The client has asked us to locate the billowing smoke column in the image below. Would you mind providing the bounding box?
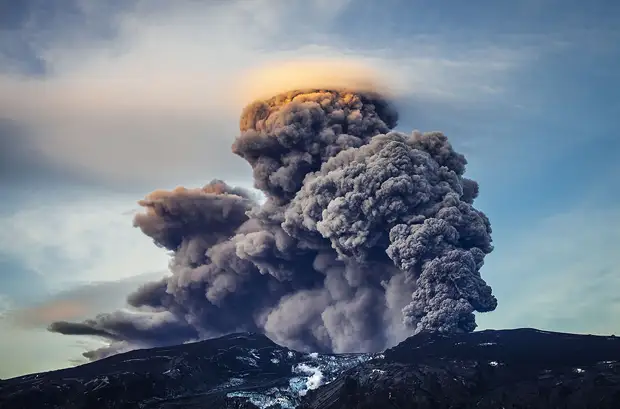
[50,89,496,359]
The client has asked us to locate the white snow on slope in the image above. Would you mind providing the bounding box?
[226,351,375,408]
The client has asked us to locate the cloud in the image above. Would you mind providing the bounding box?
[11,300,86,327]
[0,272,165,379]
[4,272,164,328]
[0,194,171,291]
[0,295,12,319]
[477,202,620,336]
[236,58,395,103]
[0,0,532,189]
[0,118,98,186]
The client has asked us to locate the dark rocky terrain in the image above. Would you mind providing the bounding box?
[1,328,619,409]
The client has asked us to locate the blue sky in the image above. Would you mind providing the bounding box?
[0,0,618,378]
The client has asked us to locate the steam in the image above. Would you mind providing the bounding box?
[50,89,496,359]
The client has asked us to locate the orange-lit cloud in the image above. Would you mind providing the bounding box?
[236,58,398,104]
[0,0,523,189]
[11,300,87,327]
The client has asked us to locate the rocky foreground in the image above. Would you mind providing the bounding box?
[1,328,619,408]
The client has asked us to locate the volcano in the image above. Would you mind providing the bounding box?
[2,328,619,409]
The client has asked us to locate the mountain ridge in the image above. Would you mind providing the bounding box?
[1,328,619,408]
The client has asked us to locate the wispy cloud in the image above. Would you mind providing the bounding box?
[0,273,162,379]
[10,300,87,327]
[4,272,165,328]
[0,295,12,319]
[0,0,534,189]
[478,202,620,335]
[0,195,170,291]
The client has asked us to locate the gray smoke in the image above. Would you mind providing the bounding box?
[49,89,496,359]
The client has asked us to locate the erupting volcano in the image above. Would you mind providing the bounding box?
[50,88,496,360]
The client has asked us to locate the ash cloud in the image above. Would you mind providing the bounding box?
[50,89,496,359]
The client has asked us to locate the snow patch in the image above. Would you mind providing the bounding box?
[479,342,496,346]
[223,377,245,388]
[488,361,499,367]
[288,376,307,395]
[121,355,170,363]
[293,363,324,396]
[227,391,296,409]
[271,358,280,364]
[84,376,109,391]
[574,368,585,374]
[227,351,374,408]
[162,368,181,378]
[236,356,258,367]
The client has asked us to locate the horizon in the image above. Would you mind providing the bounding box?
[1,0,619,379]
[4,326,615,380]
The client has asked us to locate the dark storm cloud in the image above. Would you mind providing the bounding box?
[50,89,496,359]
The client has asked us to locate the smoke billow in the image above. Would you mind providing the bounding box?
[50,89,496,359]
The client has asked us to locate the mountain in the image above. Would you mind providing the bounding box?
[1,329,619,408]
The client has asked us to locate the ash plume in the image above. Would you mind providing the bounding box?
[50,89,496,359]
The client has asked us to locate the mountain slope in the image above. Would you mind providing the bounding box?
[1,329,619,409]
[302,328,620,409]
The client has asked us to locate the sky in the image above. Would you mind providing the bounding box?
[0,0,619,379]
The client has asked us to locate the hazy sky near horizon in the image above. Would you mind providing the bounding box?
[1,0,619,378]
